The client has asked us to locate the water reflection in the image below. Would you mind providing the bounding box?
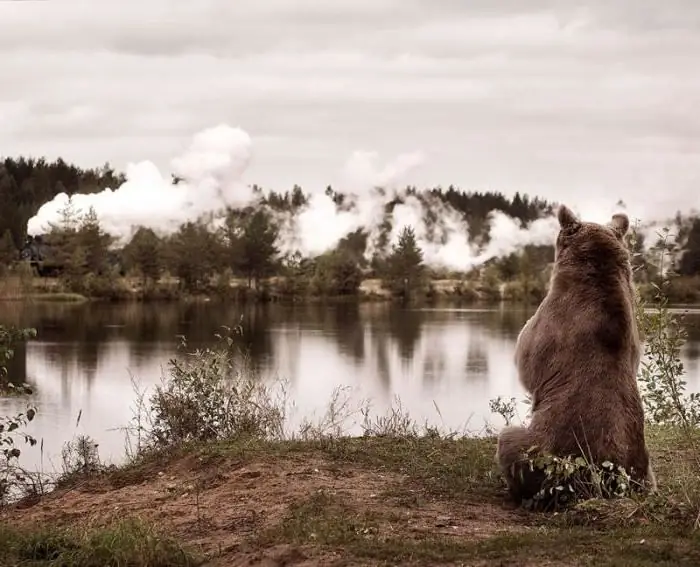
[0,301,698,472]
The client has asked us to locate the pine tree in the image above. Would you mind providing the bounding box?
[124,227,163,285]
[235,209,279,289]
[385,226,425,299]
[0,229,17,274]
[77,206,113,275]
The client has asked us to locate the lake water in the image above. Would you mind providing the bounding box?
[2,300,700,474]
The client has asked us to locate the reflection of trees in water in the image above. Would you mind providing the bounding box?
[683,314,700,342]
[388,309,423,361]
[330,304,365,365]
[9,300,700,415]
[373,332,392,394]
[4,341,27,387]
[684,340,700,381]
[465,341,489,383]
[487,306,533,338]
[422,351,447,386]
[233,304,275,371]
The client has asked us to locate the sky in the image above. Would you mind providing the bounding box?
[2,0,700,222]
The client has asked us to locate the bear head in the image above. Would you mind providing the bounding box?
[554,205,632,274]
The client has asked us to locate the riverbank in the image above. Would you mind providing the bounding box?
[0,275,502,304]
[1,426,698,566]
[3,274,700,305]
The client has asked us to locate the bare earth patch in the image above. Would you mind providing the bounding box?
[3,431,699,566]
[3,446,524,566]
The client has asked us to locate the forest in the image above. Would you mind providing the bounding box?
[1,155,700,303]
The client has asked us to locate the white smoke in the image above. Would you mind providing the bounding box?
[27,124,253,241]
[26,123,571,272]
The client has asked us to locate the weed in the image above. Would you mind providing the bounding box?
[0,518,202,566]
[134,325,287,451]
[0,324,39,506]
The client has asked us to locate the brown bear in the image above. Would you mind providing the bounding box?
[496,204,656,504]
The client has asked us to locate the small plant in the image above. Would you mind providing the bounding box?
[635,228,700,430]
[489,396,518,427]
[360,396,419,438]
[141,325,287,450]
[519,450,634,512]
[0,324,38,505]
[61,435,102,479]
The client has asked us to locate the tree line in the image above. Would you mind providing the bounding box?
[2,155,700,303]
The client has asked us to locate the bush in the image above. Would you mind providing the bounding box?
[0,325,39,505]
[132,325,286,452]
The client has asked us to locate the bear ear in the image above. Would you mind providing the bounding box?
[557,205,580,230]
[610,213,630,239]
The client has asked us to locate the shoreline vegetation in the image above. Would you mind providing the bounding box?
[3,273,700,306]
[2,157,700,311]
[2,252,700,565]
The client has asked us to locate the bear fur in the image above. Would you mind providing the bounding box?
[496,204,656,503]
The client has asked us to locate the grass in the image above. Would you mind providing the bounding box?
[263,490,700,566]
[0,518,202,566]
[22,423,685,565]
[1,412,698,566]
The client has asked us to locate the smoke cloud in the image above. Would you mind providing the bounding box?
[28,124,254,240]
[26,123,650,272]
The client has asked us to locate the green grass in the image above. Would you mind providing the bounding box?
[9,425,700,566]
[255,490,700,566]
[0,518,202,566]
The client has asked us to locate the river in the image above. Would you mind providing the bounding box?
[1,300,700,474]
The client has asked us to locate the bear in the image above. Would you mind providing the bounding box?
[496,204,656,505]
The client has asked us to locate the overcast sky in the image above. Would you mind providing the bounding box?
[1,0,699,219]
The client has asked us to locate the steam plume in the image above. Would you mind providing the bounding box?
[26,123,644,272]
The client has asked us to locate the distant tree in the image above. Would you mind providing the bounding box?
[279,250,313,296]
[77,206,114,275]
[166,221,219,292]
[0,229,17,276]
[43,197,87,286]
[679,218,700,277]
[384,226,425,299]
[123,226,163,285]
[291,185,308,209]
[311,250,364,296]
[0,229,16,264]
[236,209,279,288]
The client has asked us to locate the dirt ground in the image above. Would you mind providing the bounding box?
[3,443,532,566]
[3,434,699,566]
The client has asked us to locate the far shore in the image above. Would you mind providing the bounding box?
[1,274,700,306]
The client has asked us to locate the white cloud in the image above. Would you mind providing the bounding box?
[1,0,699,224]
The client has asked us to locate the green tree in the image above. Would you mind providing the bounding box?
[384,226,425,299]
[166,221,220,293]
[679,217,700,277]
[279,251,313,297]
[43,197,86,285]
[311,250,364,296]
[0,229,17,274]
[235,209,279,289]
[77,206,114,275]
[123,227,163,285]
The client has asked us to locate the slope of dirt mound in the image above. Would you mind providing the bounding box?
[3,437,527,565]
[3,433,699,566]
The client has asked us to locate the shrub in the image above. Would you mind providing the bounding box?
[134,325,286,451]
[0,324,38,505]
